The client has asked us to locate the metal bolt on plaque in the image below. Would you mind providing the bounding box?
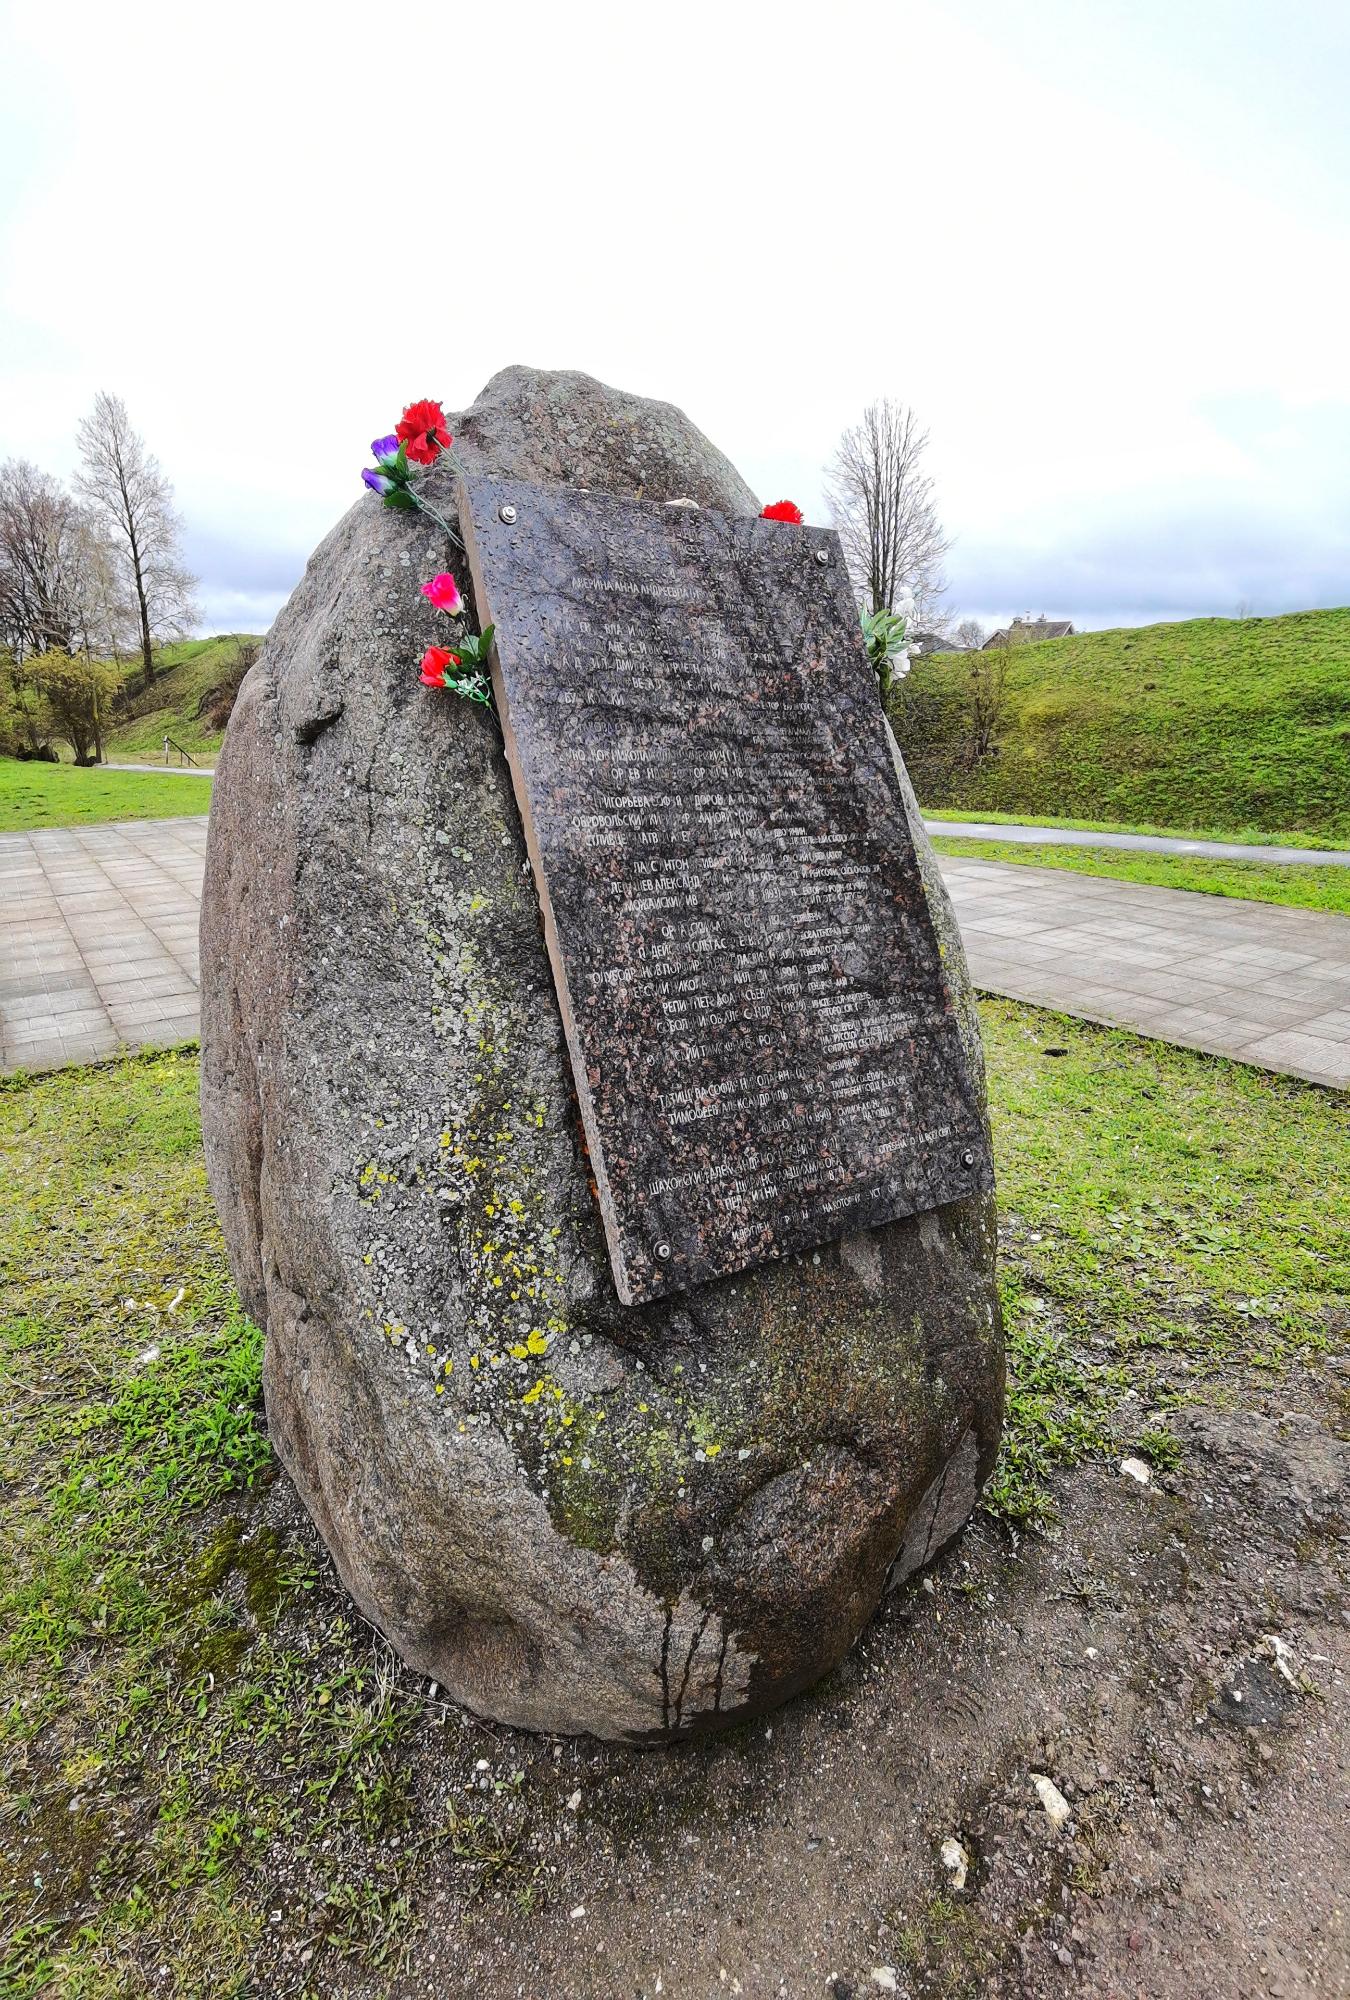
[498,503,518,524]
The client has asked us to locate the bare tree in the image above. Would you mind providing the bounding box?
[0,459,87,659]
[963,648,1010,768]
[824,400,951,620]
[76,392,197,684]
[67,512,136,664]
[952,616,985,651]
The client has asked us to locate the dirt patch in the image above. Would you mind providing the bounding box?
[159,1367,1343,2000]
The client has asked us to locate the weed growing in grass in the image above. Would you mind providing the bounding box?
[892,1890,1000,1996]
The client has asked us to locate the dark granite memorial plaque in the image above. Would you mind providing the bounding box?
[459,473,994,1306]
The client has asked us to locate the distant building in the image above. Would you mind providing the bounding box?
[982,615,1075,649]
[907,629,961,656]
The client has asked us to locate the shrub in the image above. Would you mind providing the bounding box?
[22,652,122,765]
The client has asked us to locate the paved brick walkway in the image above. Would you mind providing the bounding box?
[0,818,207,1072]
[1,822,1347,1089]
[942,855,1350,1089]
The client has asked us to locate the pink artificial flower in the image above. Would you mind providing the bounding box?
[421,572,464,615]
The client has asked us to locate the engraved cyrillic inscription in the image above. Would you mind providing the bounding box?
[460,474,993,1305]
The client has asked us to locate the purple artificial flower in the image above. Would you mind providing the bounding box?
[371,433,400,462]
[362,466,393,494]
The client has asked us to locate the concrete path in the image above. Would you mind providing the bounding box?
[0,818,207,1073]
[942,855,1350,1089]
[925,819,1350,867]
[99,761,215,776]
[1,821,1347,1088]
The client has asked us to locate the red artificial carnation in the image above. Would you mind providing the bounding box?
[760,500,804,524]
[397,398,453,466]
[419,645,461,688]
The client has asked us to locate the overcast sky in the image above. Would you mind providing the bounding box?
[2,0,1348,637]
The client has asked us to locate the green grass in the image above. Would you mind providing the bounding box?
[981,1000,1345,1524]
[100,635,260,765]
[2,633,249,824]
[896,607,1350,841]
[0,757,212,832]
[932,835,1350,917]
[0,1018,1344,1990]
[0,1050,526,1997]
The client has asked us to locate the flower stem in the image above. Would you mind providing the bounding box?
[407,483,465,551]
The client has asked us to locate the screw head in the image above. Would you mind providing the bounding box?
[498,503,517,524]
[656,1242,672,1262]
[814,548,830,566]
[961,1148,975,1168]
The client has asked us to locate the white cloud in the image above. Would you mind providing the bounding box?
[2,0,1347,633]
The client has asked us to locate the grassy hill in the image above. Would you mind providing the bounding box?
[101,635,262,766]
[894,607,1350,842]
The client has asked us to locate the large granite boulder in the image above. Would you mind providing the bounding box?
[200,366,1004,1741]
